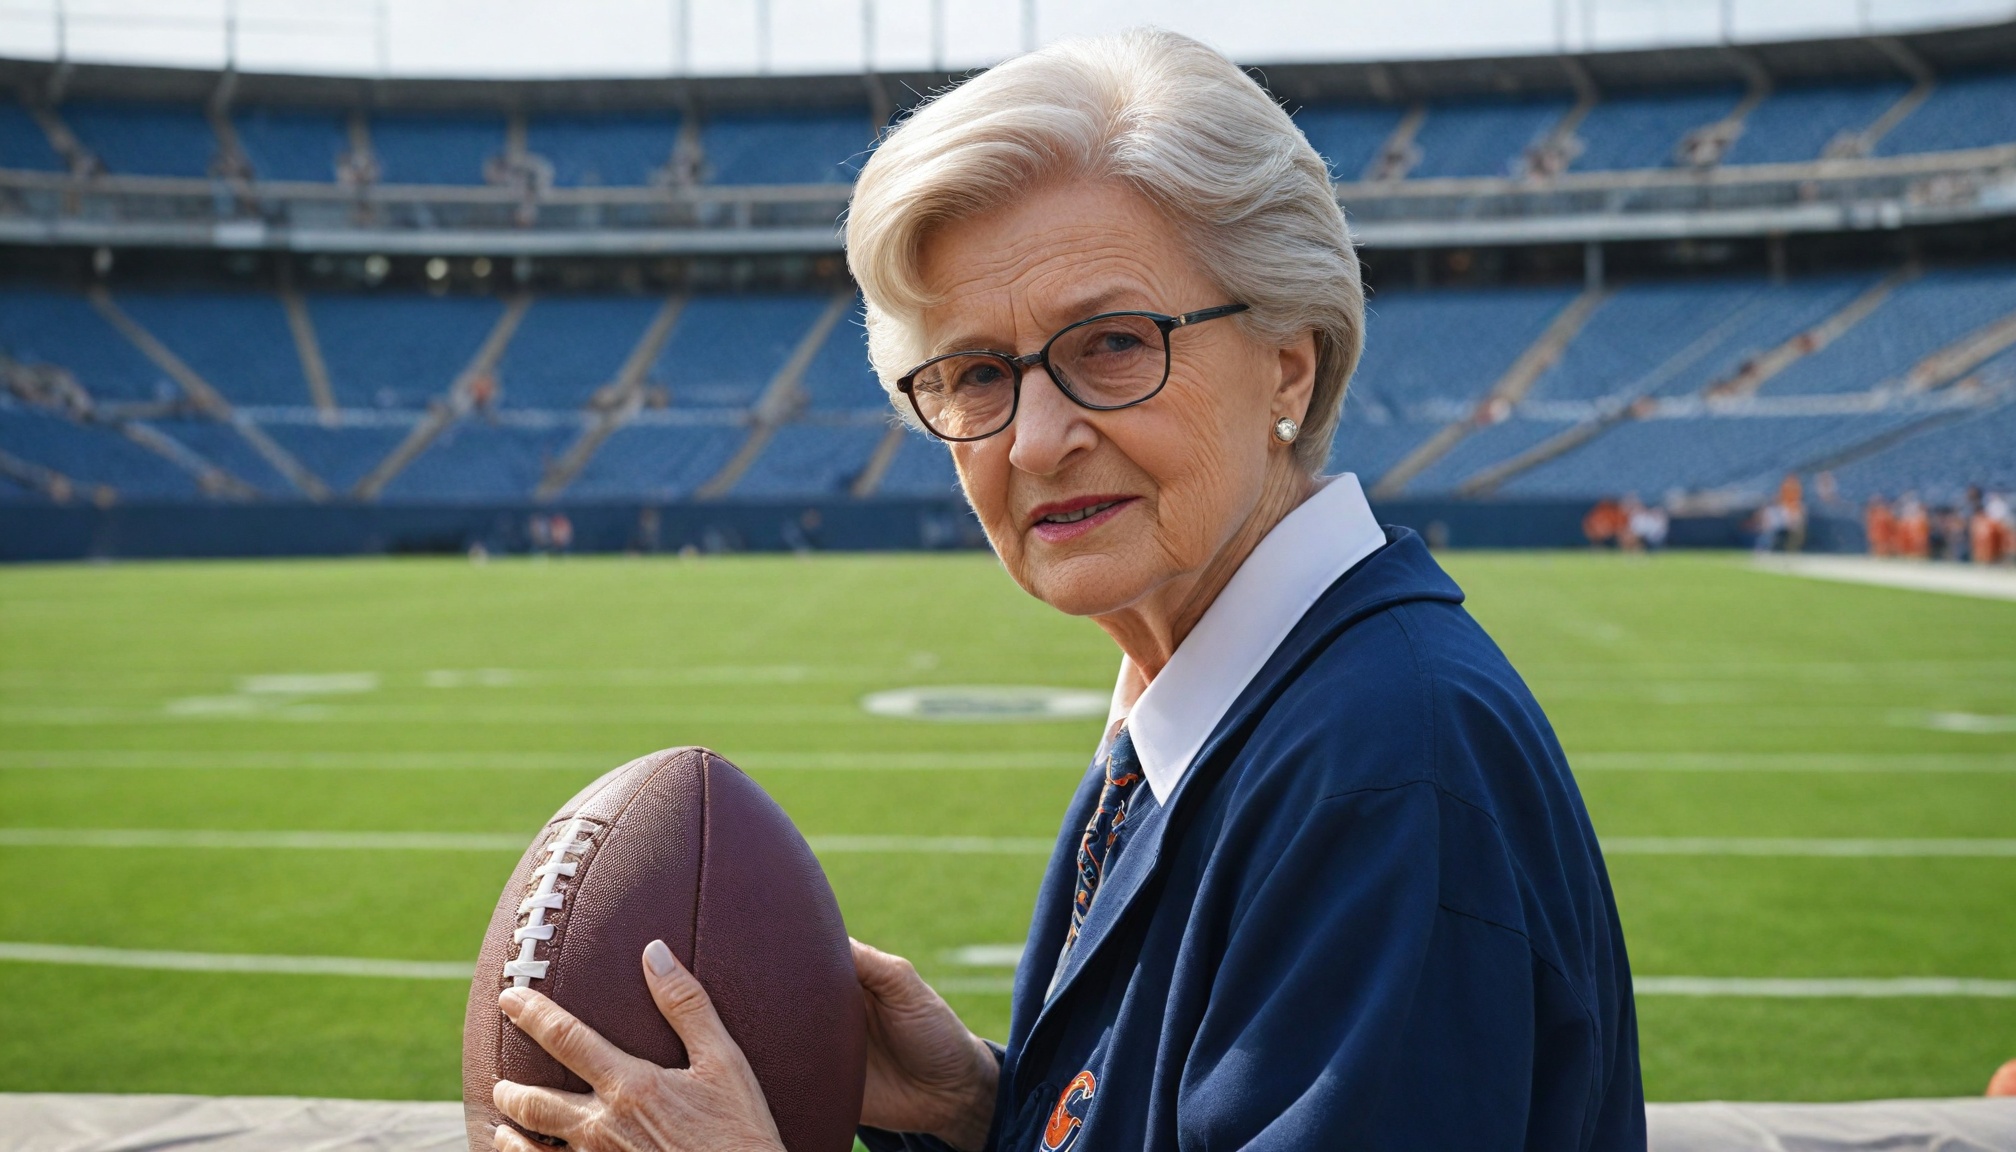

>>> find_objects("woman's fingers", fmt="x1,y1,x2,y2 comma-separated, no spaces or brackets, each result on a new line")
497,986,632,1092
641,939,739,1068
851,937,927,1001
491,1123,543,1152
491,1080,591,1142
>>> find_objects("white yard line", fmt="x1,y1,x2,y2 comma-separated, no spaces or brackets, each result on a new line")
1604,838,2016,857
1576,752,2016,773
1754,555,2016,602
0,750,1087,772
1635,977,2016,998
0,942,470,980
0,827,1059,855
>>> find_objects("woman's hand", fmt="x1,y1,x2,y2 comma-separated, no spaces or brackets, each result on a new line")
853,938,999,1151
490,939,783,1152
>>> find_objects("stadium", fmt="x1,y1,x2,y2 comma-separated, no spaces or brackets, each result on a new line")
0,1,2013,1149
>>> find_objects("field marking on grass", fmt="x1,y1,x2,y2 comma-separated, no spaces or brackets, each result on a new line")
1635,977,2016,998
1575,752,2016,773
0,942,471,980
1603,838,2016,857
1753,555,2016,602
0,828,1058,856
1910,712,2016,734
0,750,1092,772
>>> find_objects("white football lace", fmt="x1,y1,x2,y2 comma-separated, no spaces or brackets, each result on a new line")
503,817,594,987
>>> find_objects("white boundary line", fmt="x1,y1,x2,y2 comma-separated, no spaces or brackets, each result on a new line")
1603,838,2016,857
1575,753,2016,773
1635,977,2016,998
0,750,1090,772
0,942,470,980
1754,556,2016,602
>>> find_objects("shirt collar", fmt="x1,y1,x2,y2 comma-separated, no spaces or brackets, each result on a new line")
1104,473,1385,803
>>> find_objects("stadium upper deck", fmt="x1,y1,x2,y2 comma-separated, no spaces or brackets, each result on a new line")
0,22,2012,533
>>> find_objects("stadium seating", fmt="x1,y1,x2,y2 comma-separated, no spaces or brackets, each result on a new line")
697,108,870,184
59,99,216,178
368,111,507,185
798,306,888,412
234,105,351,183
496,296,667,408
1833,394,2016,501
1293,104,1408,181
653,294,831,408
0,406,202,497
1723,81,1909,165
874,434,960,498
732,424,886,497
257,422,415,493
1569,88,1742,171
1409,98,1572,179
1765,268,2016,395
116,290,314,408
0,99,64,171
307,293,505,408
568,423,745,501
380,420,578,501
1876,69,2016,156
0,287,174,402
148,417,298,496
526,112,681,187
1345,285,1581,415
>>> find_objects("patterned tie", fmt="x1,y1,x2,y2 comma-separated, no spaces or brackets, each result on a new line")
1060,725,1148,965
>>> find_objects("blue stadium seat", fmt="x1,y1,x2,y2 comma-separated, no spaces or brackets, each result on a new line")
799,305,888,412
497,296,667,408
875,433,958,498
1525,279,1767,403
1648,274,1881,397
1765,267,2016,396
1347,286,1580,413
1877,70,2016,156
699,108,869,184
1723,82,1908,165
60,100,217,178
527,111,681,187
652,295,831,409
369,111,506,185
1502,410,1923,498
1326,415,1441,486
148,417,299,496
569,423,745,500
1293,103,1407,181
256,422,413,492
380,421,578,501
732,424,886,497
235,105,350,182
307,294,505,408
0,99,65,172
0,407,202,497
116,290,314,408
1570,89,1741,171
0,288,172,402
1409,98,1571,179
1833,396,2016,503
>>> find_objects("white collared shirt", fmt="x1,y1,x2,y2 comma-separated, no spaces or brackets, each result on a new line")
1103,473,1386,803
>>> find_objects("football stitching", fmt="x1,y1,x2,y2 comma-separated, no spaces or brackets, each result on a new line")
503,816,596,987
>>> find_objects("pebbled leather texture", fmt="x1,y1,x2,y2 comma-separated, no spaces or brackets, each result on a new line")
462,747,866,1151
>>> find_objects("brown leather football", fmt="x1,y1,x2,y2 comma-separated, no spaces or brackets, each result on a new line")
462,747,866,1151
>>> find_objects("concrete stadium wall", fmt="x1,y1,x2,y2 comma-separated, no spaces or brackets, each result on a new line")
0,498,1783,562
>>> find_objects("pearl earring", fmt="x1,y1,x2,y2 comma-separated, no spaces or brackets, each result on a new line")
1273,417,1299,443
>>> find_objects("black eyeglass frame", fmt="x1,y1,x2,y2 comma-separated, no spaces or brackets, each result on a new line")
895,303,1250,442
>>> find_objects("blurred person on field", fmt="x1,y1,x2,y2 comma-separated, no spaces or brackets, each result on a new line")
1584,497,1626,549
1986,491,2015,564
481,28,1643,1152
1864,495,1895,557
1624,496,1668,553
1895,494,1930,559
1777,474,1807,553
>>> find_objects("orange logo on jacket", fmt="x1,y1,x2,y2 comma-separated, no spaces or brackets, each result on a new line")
1041,1070,1096,1151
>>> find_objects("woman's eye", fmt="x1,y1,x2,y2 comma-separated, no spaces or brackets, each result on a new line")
954,363,1007,389
1084,329,1145,356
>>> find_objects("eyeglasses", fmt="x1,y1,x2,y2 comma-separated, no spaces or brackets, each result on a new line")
895,303,1249,442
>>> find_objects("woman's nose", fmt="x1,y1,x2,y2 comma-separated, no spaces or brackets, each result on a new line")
1007,365,1094,475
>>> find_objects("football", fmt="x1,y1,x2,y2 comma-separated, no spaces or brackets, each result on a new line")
462,747,866,1151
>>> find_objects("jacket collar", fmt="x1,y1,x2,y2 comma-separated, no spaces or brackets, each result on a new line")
1018,527,1465,1069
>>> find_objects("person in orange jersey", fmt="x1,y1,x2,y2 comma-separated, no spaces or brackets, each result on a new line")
1894,494,1931,559
1864,495,1895,557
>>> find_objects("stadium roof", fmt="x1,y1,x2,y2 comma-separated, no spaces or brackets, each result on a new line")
2,18,2014,113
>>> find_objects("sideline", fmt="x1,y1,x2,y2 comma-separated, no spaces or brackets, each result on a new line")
1754,555,2016,602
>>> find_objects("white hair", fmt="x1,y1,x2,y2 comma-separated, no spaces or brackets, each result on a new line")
843,26,1364,471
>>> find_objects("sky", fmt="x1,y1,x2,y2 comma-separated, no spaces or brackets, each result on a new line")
0,0,2010,78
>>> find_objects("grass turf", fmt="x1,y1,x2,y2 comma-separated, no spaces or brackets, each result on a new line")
0,550,2011,1103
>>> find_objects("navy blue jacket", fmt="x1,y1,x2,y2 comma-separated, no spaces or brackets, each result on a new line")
865,529,1644,1151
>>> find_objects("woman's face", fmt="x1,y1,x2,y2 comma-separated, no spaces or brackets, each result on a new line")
914,180,1312,619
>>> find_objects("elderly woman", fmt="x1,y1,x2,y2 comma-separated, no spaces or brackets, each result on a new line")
489,27,1643,1152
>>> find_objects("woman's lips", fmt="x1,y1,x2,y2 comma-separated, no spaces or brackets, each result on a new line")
1029,496,1137,543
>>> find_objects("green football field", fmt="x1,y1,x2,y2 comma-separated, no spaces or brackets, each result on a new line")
1,550,2012,1105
